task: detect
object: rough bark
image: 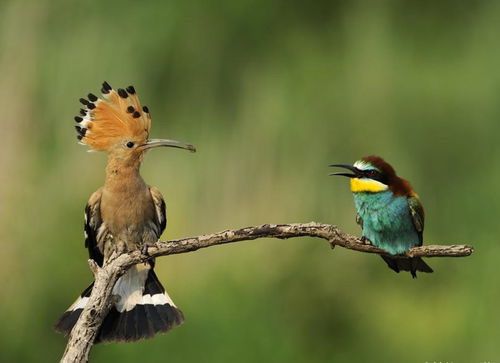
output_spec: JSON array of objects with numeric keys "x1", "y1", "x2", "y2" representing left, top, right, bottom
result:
[{"x1": 60, "y1": 222, "x2": 474, "y2": 362}]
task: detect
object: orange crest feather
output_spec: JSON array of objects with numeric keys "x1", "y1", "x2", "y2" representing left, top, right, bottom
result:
[{"x1": 74, "y1": 82, "x2": 151, "y2": 151}]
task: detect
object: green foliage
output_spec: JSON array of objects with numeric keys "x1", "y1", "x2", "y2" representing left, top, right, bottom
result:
[{"x1": 0, "y1": 0, "x2": 498, "y2": 362}]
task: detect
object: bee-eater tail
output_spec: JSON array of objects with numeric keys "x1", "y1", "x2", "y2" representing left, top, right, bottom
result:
[
  {"x1": 380, "y1": 256, "x2": 433, "y2": 278},
  {"x1": 54, "y1": 264, "x2": 184, "y2": 342}
]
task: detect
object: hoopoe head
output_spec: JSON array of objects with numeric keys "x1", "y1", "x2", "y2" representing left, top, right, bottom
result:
[{"x1": 74, "y1": 81, "x2": 195, "y2": 162}]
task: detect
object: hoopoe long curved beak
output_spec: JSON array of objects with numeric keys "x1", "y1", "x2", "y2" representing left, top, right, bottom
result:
[{"x1": 141, "y1": 139, "x2": 196, "y2": 153}]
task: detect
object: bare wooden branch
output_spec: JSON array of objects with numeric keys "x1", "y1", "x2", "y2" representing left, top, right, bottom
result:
[{"x1": 60, "y1": 222, "x2": 474, "y2": 362}]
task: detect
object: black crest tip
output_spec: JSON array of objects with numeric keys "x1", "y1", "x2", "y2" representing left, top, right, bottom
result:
[
  {"x1": 88, "y1": 93, "x2": 98, "y2": 102},
  {"x1": 79, "y1": 109, "x2": 86, "y2": 116},
  {"x1": 74, "y1": 116, "x2": 83, "y2": 123},
  {"x1": 79, "y1": 98, "x2": 89, "y2": 105},
  {"x1": 126, "y1": 106, "x2": 135, "y2": 113},
  {"x1": 117, "y1": 88, "x2": 128, "y2": 98},
  {"x1": 142, "y1": 106, "x2": 149, "y2": 113},
  {"x1": 102, "y1": 81, "x2": 112, "y2": 91},
  {"x1": 126, "y1": 85, "x2": 136, "y2": 94},
  {"x1": 132, "y1": 111, "x2": 141, "y2": 118},
  {"x1": 87, "y1": 103, "x2": 96, "y2": 110},
  {"x1": 75, "y1": 126, "x2": 87, "y2": 137}
]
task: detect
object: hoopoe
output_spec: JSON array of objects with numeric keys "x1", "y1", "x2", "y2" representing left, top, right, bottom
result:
[{"x1": 55, "y1": 81, "x2": 195, "y2": 342}]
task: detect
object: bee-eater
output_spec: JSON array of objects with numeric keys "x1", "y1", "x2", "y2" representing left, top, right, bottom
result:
[
  {"x1": 330, "y1": 155, "x2": 433, "y2": 278},
  {"x1": 55, "y1": 82, "x2": 196, "y2": 342}
]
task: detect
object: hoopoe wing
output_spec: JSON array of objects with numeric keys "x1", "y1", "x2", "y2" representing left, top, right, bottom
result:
[
  {"x1": 54, "y1": 189, "x2": 105, "y2": 335},
  {"x1": 84, "y1": 188, "x2": 105, "y2": 266},
  {"x1": 149, "y1": 186, "x2": 167, "y2": 239}
]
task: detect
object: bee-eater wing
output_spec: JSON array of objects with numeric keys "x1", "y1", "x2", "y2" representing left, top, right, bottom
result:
[
  {"x1": 355, "y1": 213, "x2": 363, "y2": 228},
  {"x1": 408, "y1": 195, "x2": 425, "y2": 245}
]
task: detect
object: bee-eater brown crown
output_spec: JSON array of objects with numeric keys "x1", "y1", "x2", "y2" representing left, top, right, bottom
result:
[
  {"x1": 361, "y1": 156, "x2": 396, "y2": 178},
  {"x1": 74, "y1": 81, "x2": 152, "y2": 152},
  {"x1": 361, "y1": 155, "x2": 414, "y2": 196}
]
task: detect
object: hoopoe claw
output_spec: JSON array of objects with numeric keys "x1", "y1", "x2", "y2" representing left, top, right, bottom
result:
[
  {"x1": 140, "y1": 242, "x2": 158, "y2": 257},
  {"x1": 141, "y1": 244, "x2": 151, "y2": 256}
]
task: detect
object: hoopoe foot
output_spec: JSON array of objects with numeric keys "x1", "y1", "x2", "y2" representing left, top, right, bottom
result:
[
  {"x1": 140, "y1": 242, "x2": 156, "y2": 257},
  {"x1": 141, "y1": 244, "x2": 150, "y2": 256}
]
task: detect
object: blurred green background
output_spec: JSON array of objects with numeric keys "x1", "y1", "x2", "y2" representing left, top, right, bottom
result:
[{"x1": 0, "y1": 0, "x2": 498, "y2": 362}]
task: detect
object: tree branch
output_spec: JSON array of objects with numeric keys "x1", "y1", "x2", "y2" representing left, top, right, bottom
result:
[{"x1": 60, "y1": 222, "x2": 474, "y2": 362}]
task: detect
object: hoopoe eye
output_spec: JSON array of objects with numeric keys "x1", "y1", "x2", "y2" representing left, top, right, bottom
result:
[{"x1": 126, "y1": 141, "x2": 135, "y2": 148}]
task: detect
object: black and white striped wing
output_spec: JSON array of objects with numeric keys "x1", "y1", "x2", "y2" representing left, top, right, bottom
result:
[
  {"x1": 55, "y1": 189, "x2": 105, "y2": 335},
  {"x1": 84, "y1": 189, "x2": 105, "y2": 266}
]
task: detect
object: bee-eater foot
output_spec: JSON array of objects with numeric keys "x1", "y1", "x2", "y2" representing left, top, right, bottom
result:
[{"x1": 360, "y1": 236, "x2": 372, "y2": 245}]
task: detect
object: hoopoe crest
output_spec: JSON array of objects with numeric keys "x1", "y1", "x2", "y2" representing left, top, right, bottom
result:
[{"x1": 74, "y1": 81, "x2": 195, "y2": 154}]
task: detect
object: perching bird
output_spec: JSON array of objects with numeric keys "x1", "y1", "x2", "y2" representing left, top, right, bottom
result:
[
  {"x1": 55, "y1": 81, "x2": 196, "y2": 342},
  {"x1": 330, "y1": 155, "x2": 433, "y2": 278}
]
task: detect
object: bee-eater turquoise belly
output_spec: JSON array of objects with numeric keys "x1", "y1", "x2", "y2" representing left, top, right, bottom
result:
[{"x1": 353, "y1": 190, "x2": 420, "y2": 255}]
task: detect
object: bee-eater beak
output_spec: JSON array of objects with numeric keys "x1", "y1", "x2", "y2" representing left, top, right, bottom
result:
[
  {"x1": 329, "y1": 164, "x2": 358, "y2": 178},
  {"x1": 141, "y1": 138, "x2": 196, "y2": 153}
]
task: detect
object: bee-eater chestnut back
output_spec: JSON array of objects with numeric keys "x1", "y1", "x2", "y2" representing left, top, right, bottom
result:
[
  {"x1": 55, "y1": 82, "x2": 196, "y2": 342},
  {"x1": 330, "y1": 156, "x2": 432, "y2": 278}
]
